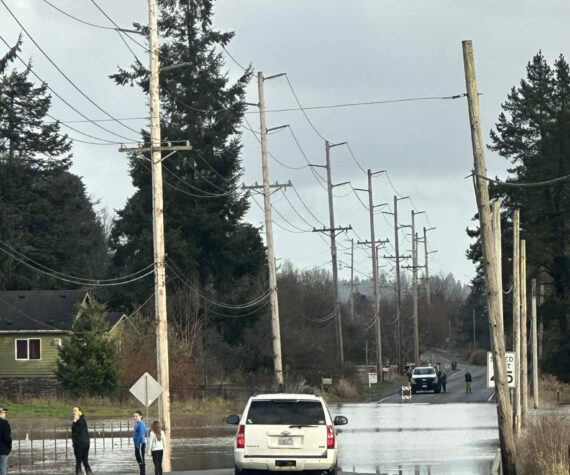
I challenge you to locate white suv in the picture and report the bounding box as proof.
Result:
[226,393,348,474]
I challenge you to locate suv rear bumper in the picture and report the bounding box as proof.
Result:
[236,451,336,471]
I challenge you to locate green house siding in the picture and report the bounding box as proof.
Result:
[0,333,68,377]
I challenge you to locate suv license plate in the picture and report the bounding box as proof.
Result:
[278,437,294,446]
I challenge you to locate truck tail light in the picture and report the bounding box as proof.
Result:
[326,425,335,449]
[237,424,245,449]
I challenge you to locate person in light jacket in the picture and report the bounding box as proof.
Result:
[71,406,92,475]
[148,420,166,475]
[133,410,146,475]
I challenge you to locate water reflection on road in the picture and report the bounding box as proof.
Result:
[332,402,498,474]
[9,403,498,474]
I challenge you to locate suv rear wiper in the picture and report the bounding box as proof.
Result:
[289,424,318,428]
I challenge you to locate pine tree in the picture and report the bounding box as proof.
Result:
[0,39,108,290]
[55,299,119,396]
[109,0,267,341]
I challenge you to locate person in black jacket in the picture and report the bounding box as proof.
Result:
[71,406,92,475]
[0,406,11,475]
[465,370,472,394]
[440,370,448,393]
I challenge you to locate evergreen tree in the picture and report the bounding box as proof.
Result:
[109,0,267,341]
[0,39,108,290]
[55,299,119,397]
[467,52,570,380]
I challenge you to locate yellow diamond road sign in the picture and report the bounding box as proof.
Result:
[129,372,164,407]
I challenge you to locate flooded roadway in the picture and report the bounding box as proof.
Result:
[9,363,499,474]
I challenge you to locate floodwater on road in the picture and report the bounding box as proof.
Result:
[8,403,499,474]
[332,402,498,474]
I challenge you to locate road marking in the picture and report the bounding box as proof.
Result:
[376,393,400,404]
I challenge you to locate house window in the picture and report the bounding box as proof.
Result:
[15,339,41,360]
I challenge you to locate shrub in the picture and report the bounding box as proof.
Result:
[468,348,488,365]
[516,413,570,474]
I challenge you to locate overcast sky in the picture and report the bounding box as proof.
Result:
[2,0,569,286]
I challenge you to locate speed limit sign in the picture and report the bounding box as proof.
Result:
[487,351,516,388]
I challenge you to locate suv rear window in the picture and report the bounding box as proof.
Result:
[246,400,326,425]
[413,368,436,375]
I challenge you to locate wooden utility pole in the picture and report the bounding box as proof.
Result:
[368,169,381,379]
[350,239,355,322]
[257,72,284,388]
[473,309,476,348]
[462,40,517,474]
[326,140,343,365]
[531,279,539,409]
[382,198,410,374]
[520,239,528,424]
[423,226,433,305]
[312,143,350,366]
[512,209,521,433]
[492,201,504,338]
[411,212,424,365]
[355,170,387,379]
[393,196,403,373]
[150,0,172,468]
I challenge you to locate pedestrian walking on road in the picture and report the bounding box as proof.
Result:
[0,407,11,475]
[148,420,166,475]
[133,410,147,475]
[465,370,472,394]
[71,406,92,475]
[440,371,448,393]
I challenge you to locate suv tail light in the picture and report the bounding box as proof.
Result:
[326,425,335,449]
[237,424,245,449]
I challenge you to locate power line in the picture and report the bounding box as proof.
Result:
[252,92,467,114]
[88,0,148,51]
[284,74,328,142]
[0,245,154,287]
[279,189,321,229]
[0,1,141,137]
[166,262,271,310]
[221,45,249,72]
[0,33,139,143]
[41,0,148,53]
[473,171,570,188]
[0,239,154,283]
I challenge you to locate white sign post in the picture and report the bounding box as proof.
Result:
[487,351,516,388]
[368,372,378,387]
[130,372,164,421]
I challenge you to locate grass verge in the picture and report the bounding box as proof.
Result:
[516,413,570,474]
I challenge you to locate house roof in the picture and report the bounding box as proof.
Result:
[0,290,88,332]
[106,311,126,332]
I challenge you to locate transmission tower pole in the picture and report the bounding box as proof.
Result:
[463,39,516,475]
[257,71,285,387]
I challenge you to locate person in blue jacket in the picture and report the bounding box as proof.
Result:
[133,410,147,475]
